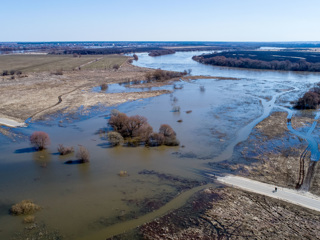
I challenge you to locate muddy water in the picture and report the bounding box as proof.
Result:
[1,51,320,239]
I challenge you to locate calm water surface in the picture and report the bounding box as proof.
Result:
[1,51,320,239]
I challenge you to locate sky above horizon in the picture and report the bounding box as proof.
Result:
[2,0,320,42]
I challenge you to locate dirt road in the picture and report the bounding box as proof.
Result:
[217,175,320,212]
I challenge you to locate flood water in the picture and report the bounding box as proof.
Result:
[1,51,320,239]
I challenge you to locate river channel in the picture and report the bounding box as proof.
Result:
[1,51,320,239]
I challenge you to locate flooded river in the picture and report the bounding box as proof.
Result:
[1,51,320,239]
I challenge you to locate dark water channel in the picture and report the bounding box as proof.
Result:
[1,51,320,239]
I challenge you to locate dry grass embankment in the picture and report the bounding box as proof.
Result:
[0,55,172,124]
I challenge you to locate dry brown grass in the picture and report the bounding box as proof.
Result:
[10,200,41,215]
[0,54,117,73]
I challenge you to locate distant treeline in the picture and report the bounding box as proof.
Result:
[193,51,320,72]
[148,49,176,57]
[60,47,162,55]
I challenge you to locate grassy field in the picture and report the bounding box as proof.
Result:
[0,54,128,73]
[81,55,127,70]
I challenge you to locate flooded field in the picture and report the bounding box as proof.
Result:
[1,51,320,239]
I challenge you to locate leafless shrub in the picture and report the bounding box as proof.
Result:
[126,137,141,147]
[147,132,165,147]
[177,119,183,123]
[30,131,50,150]
[2,70,8,76]
[51,69,63,75]
[10,200,41,215]
[128,59,133,64]
[108,112,148,138]
[186,110,192,114]
[145,72,152,82]
[200,85,205,92]
[76,146,90,163]
[113,64,120,71]
[16,70,22,75]
[159,124,179,146]
[10,70,16,75]
[164,136,180,146]
[133,123,153,142]
[101,83,108,91]
[108,111,179,147]
[144,69,187,82]
[159,124,176,138]
[107,131,124,146]
[109,112,129,135]
[57,144,74,155]
[133,54,138,61]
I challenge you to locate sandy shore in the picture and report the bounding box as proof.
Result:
[0,118,26,127]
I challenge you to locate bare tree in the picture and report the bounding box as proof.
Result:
[30,131,50,150]
[107,131,124,146]
[57,144,74,155]
[76,146,90,163]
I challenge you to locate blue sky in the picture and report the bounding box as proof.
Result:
[1,0,320,42]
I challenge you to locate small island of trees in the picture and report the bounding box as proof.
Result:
[107,110,179,147]
[295,84,320,109]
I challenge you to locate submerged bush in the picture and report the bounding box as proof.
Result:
[133,123,153,142]
[146,132,165,147]
[76,146,90,163]
[159,124,179,146]
[113,64,120,71]
[30,131,50,150]
[107,131,124,146]
[295,87,320,109]
[163,136,180,146]
[57,144,74,155]
[159,124,176,138]
[109,111,148,138]
[10,200,41,215]
[145,69,187,82]
[101,83,108,91]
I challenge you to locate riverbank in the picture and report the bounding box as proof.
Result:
[110,186,320,240]
[209,111,320,196]
[0,55,232,128]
